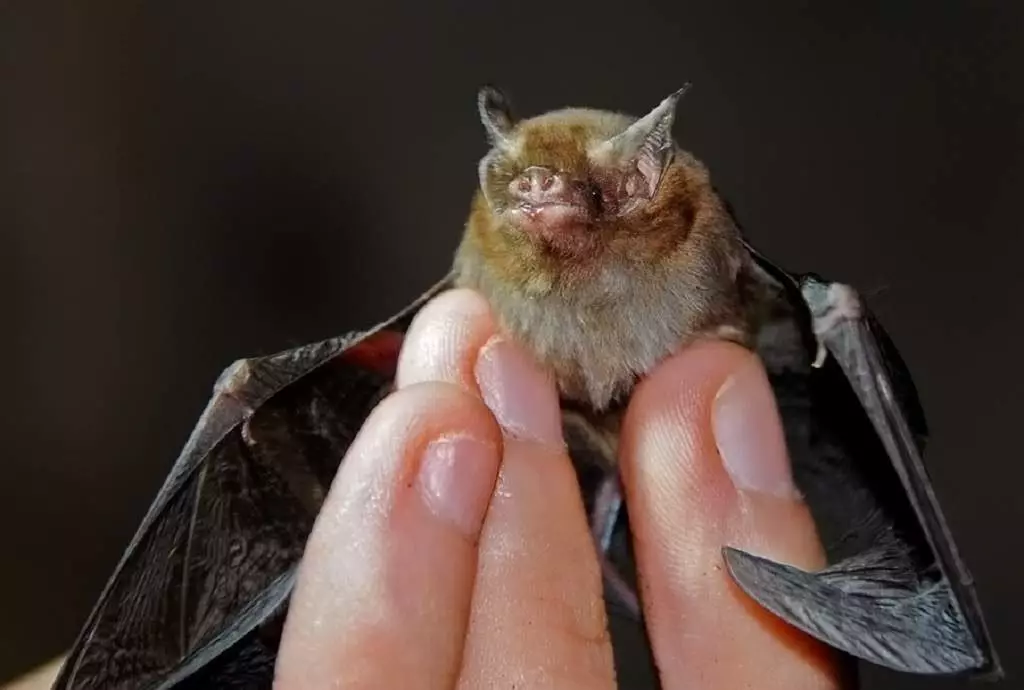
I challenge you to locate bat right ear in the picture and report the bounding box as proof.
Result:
[478,85,516,147]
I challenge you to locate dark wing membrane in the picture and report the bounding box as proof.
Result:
[801,278,997,675]
[53,275,453,690]
[723,248,999,678]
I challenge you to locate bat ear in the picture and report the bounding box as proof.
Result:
[478,85,516,147]
[596,85,691,196]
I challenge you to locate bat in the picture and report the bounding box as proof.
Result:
[52,85,1000,689]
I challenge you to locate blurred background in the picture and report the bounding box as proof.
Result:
[1,1,1021,688]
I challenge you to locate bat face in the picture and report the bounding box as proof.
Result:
[475,87,679,258]
[469,86,715,279]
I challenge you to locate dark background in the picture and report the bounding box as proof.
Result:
[1,1,1021,688]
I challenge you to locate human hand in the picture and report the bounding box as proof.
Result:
[273,288,845,689]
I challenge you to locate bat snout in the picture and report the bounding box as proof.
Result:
[502,165,600,257]
[508,166,571,205]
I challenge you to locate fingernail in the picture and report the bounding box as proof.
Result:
[417,434,499,537]
[712,357,799,499]
[474,336,563,444]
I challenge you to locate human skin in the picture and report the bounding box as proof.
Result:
[2,655,65,690]
[273,287,844,690]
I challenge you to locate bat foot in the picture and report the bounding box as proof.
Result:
[591,473,643,619]
[592,473,623,553]
[722,546,999,677]
[600,557,642,619]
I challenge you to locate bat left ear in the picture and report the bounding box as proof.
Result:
[596,85,690,197]
[478,85,516,147]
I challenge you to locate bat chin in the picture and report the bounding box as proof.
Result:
[508,203,599,258]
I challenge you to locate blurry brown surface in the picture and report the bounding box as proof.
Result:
[1,1,1021,688]
[1,656,64,690]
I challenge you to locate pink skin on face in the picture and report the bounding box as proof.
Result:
[506,166,598,257]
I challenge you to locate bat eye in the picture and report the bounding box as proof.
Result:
[583,182,606,213]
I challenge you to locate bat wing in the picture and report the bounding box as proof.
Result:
[724,244,1000,679]
[52,274,454,690]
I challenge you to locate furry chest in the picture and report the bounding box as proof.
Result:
[502,293,693,410]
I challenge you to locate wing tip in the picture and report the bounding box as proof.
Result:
[721,546,998,678]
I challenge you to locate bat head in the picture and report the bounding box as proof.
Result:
[454,86,749,408]
[471,85,698,266]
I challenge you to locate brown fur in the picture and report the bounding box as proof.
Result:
[454,103,756,410]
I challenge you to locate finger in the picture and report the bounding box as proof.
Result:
[456,336,617,690]
[619,340,843,690]
[275,382,502,690]
[396,288,497,391]
[3,654,66,690]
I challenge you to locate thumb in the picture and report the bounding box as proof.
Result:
[619,340,844,690]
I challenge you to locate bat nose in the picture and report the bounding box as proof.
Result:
[509,166,568,204]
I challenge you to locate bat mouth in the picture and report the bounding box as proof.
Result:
[511,201,591,224]
[507,202,598,256]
